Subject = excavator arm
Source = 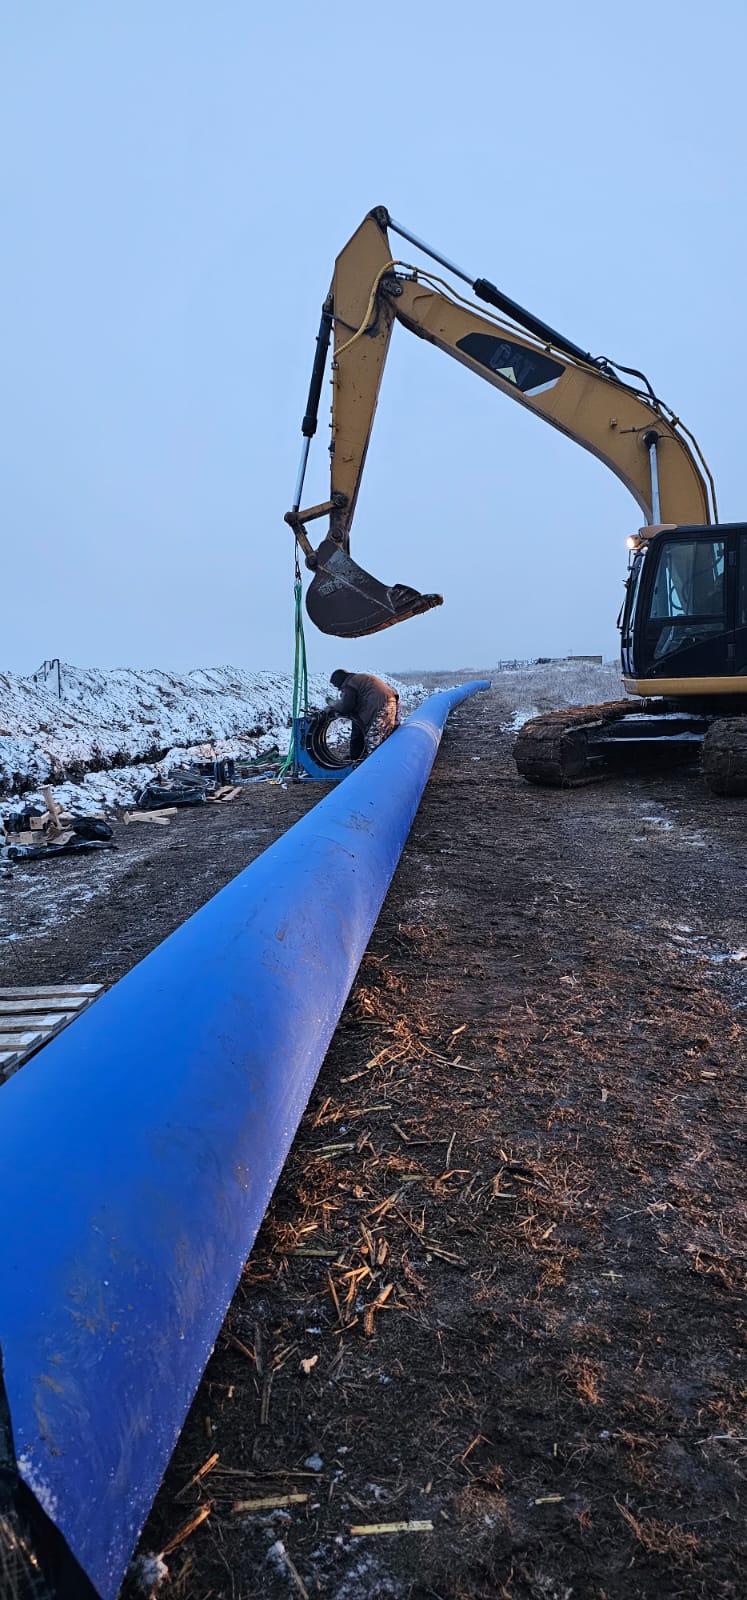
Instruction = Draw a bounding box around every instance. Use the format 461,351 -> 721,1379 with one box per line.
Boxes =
286,208 -> 715,638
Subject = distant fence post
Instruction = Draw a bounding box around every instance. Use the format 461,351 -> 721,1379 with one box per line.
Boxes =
31,658 -> 63,698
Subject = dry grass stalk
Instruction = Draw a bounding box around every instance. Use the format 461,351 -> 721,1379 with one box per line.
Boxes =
363,1282 -> 393,1336
562,1353 -> 603,1405
260,1371 -> 273,1425
232,1494 -> 308,1514
615,1499 -> 700,1562
223,1330 -> 255,1364
161,1501 -> 214,1556
349,1520 -> 433,1535
174,1451 -> 219,1502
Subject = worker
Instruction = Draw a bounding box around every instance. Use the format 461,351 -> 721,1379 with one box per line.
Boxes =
329,670 -> 401,758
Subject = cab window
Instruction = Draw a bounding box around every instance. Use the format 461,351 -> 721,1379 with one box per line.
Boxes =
650,540 -> 725,620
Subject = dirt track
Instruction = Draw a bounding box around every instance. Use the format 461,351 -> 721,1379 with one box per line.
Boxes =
2,678 -> 746,1599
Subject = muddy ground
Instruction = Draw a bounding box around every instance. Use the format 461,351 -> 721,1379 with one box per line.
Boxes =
2,676 -> 745,1599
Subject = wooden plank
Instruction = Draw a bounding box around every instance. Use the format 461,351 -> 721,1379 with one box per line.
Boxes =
0,1012 -> 80,1031
0,1052 -> 26,1074
123,810 -> 175,825
0,985 -> 103,1083
0,985 -> 104,1083
0,985 -> 102,999
0,997 -> 91,1015
43,785 -> 63,830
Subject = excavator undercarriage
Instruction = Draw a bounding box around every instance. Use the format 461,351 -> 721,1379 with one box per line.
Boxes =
513,701 -> 747,794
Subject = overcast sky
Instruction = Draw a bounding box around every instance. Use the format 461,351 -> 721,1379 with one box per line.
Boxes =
2,2 -> 744,676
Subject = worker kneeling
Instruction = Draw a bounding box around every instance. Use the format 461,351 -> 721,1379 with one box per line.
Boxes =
329,670 -> 401,760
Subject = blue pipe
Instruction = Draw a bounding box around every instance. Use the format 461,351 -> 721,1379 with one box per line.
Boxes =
0,681 -> 488,1599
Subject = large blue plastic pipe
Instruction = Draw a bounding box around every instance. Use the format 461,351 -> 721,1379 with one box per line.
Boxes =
0,681 -> 488,1598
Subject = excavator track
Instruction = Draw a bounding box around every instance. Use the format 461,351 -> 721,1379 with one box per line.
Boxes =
701,717 -> 747,795
513,702 -> 632,786
513,701 -> 714,786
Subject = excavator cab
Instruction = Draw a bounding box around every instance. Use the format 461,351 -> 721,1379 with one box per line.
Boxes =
621,523 -> 747,695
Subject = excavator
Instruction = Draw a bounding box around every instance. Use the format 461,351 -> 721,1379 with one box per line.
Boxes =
285,206 -> 747,791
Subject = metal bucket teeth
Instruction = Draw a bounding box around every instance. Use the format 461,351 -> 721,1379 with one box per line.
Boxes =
306,540 -> 442,637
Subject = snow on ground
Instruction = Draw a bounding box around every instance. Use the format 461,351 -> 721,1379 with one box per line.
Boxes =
0,659 -> 624,944
497,658 -> 622,732
0,658 -> 623,814
0,664 -> 427,812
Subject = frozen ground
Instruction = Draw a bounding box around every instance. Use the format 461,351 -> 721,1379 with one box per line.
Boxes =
0,660 -> 623,954
3,665 -> 744,1600
493,657 -> 622,732
0,659 -> 622,815
0,663 -> 427,812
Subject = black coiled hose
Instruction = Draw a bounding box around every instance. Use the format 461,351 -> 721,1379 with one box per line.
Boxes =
304,712 -> 365,770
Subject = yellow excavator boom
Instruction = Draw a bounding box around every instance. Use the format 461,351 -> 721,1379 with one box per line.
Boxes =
286,207 -> 714,637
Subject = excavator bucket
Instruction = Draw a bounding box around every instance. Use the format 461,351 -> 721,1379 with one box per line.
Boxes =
306,538 -> 443,637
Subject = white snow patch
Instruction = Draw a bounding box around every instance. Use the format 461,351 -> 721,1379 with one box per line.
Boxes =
665,923 -> 747,967
639,814 -> 675,833
0,663 -> 425,810
493,658 -> 622,713
17,1453 -> 58,1519
126,1553 -> 170,1596
0,878 -> 103,943
502,705 -> 540,733
334,1551 -> 405,1599
637,806 -> 708,849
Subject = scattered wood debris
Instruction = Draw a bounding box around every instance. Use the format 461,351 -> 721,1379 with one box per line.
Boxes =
209,785 -> 242,803
2,787 -> 113,861
123,808 -> 178,825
